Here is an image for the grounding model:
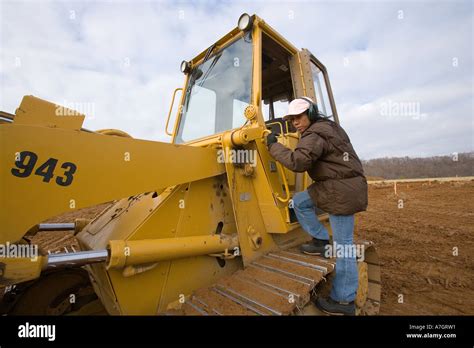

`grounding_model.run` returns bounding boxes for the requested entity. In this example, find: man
[266,96,368,316]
